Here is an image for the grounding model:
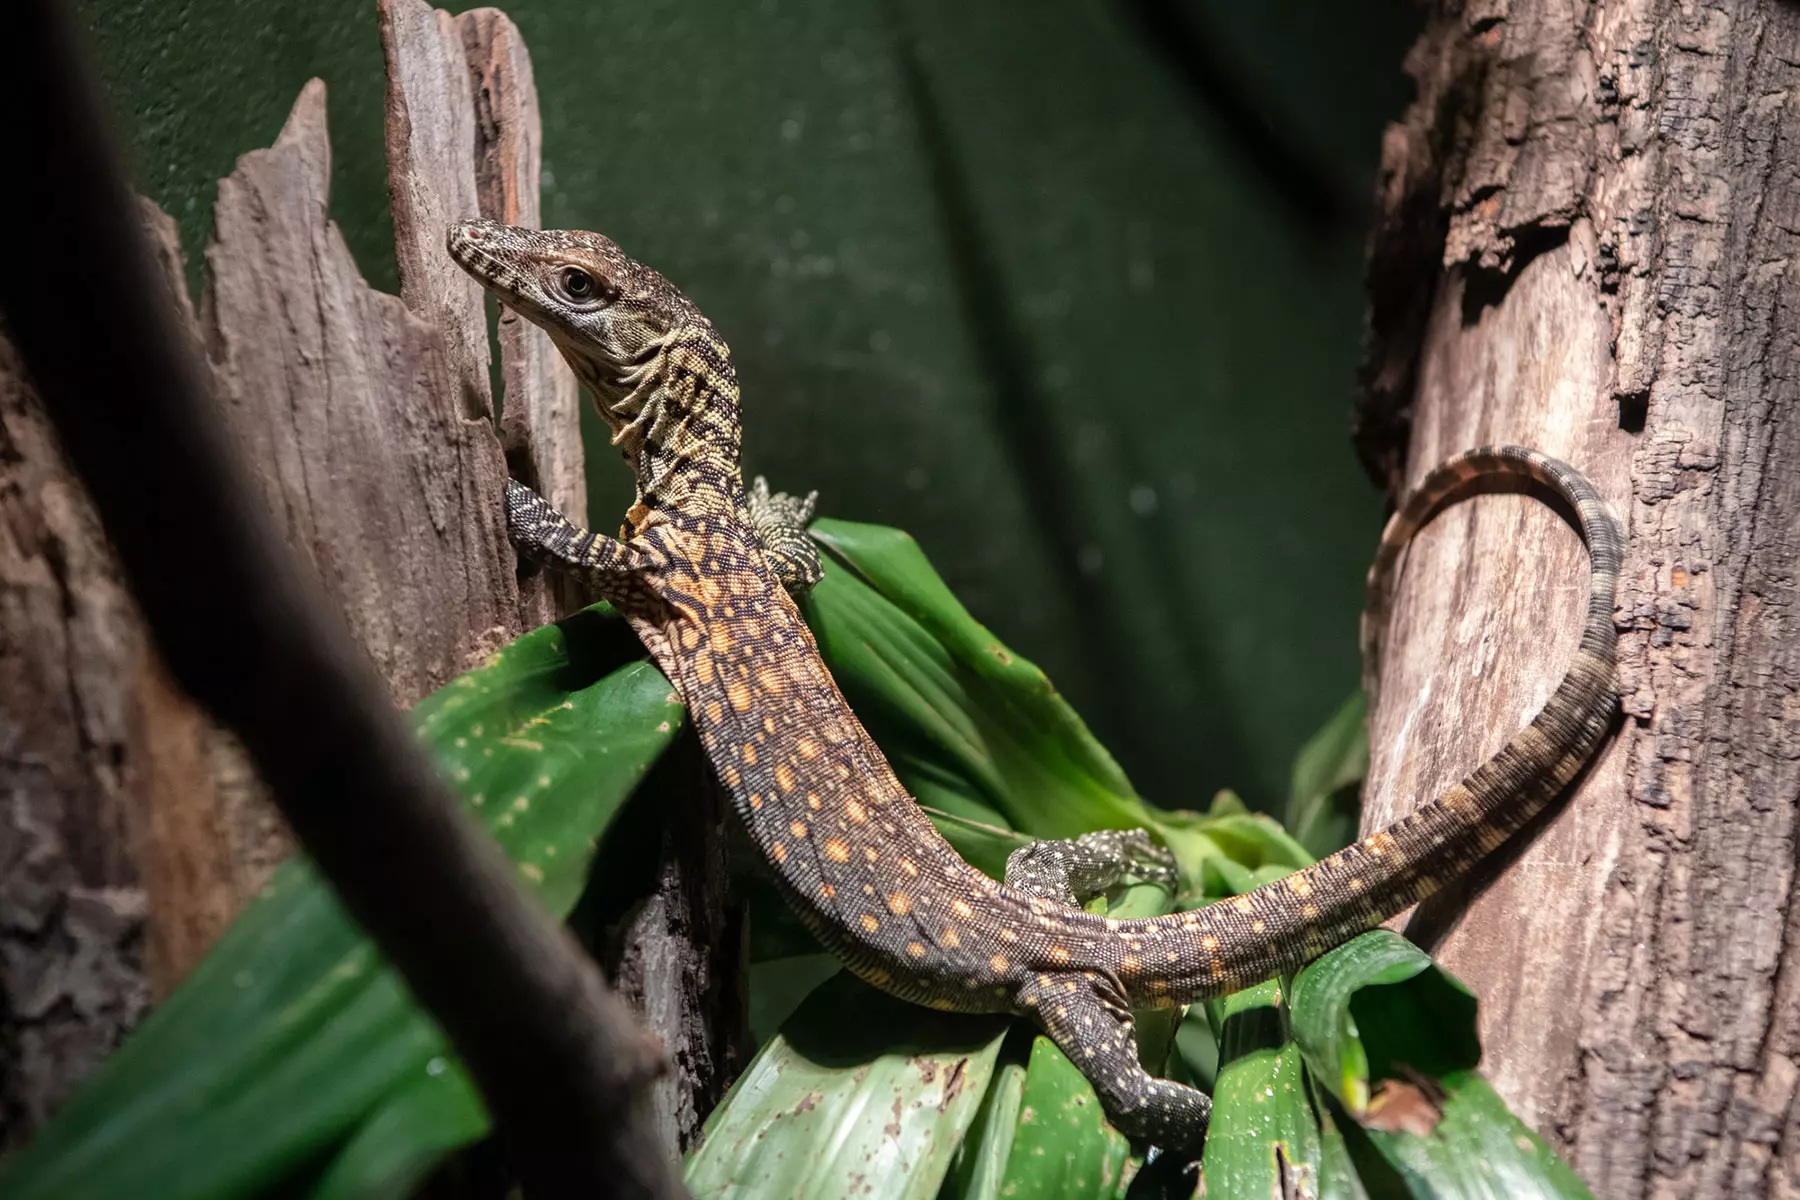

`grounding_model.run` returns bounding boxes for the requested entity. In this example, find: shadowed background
[79,0,1416,809]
